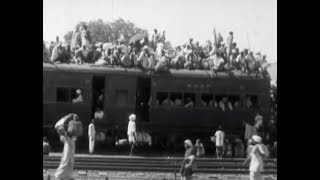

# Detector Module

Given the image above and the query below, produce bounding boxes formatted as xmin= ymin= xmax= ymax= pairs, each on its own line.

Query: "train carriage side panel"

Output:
xmin=43 ymin=70 xmax=92 ymax=128
xmin=100 ymin=74 xmax=137 ymax=132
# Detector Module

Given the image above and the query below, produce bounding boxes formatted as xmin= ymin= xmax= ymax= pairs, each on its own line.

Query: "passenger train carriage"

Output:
xmin=43 ymin=63 xmax=271 ymax=150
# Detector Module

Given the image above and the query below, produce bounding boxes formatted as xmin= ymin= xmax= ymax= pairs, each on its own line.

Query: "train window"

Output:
xmin=200 ymin=94 xmax=213 ymax=107
xmin=115 ymin=90 xmax=128 ymax=107
xmin=215 ymin=95 xmax=233 ymax=111
xmin=156 ymin=92 xmax=169 ymax=106
xmin=245 ymin=95 xmax=258 ymax=108
xmin=184 ymin=93 xmax=195 ymax=108
xmin=228 ymin=95 xmax=240 ymax=109
xmin=170 ymin=92 xmax=183 ymax=107
xmin=56 ymin=88 xmax=70 ymax=102
xmin=71 ymin=88 xmax=83 ymax=104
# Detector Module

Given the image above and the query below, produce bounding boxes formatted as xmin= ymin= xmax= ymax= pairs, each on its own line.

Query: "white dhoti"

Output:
xmin=89 ymin=137 xmax=95 ymax=153
xmin=128 ymin=133 xmax=136 ymax=144
xmin=250 ymin=171 xmax=264 ymax=180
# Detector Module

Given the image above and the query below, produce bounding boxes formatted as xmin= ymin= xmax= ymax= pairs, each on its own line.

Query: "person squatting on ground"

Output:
xmin=127 ymin=114 xmax=137 ymax=156
xmin=88 ymin=119 xmax=95 ymax=154
xmin=243 ymin=135 xmax=269 ymax=180
xmin=180 ymin=140 xmax=196 ymax=180
xmin=214 ymin=126 xmax=225 ymax=159
xmin=43 ymin=137 xmax=51 ymax=155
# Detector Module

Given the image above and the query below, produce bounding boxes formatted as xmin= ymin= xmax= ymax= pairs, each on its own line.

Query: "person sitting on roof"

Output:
xmin=137 ymin=46 xmax=150 ymax=70
xmin=71 ymin=24 xmax=82 ymax=53
xmin=210 ymin=51 xmax=225 ymax=76
xmin=245 ymin=51 xmax=256 ymax=74
xmin=43 ymin=42 xmax=51 ymax=63
xmin=185 ymin=97 xmax=194 ymax=108
xmin=75 ymin=45 xmax=94 ymax=64
xmin=155 ymin=50 xmax=168 ymax=72
xmin=236 ymin=51 xmax=246 ymax=72
xmin=92 ymin=43 xmax=103 ymax=63
xmin=73 ymin=89 xmax=83 ymax=104
xmin=171 ymin=46 xmax=186 ymax=69
xmin=152 ymin=29 xmax=161 ymax=49
xmin=80 ymin=24 xmax=91 ymax=49
xmin=159 ymin=29 xmax=166 ymax=43
xmin=50 ymin=42 xmax=62 ymax=63
xmin=184 ymin=44 xmax=194 ymax=70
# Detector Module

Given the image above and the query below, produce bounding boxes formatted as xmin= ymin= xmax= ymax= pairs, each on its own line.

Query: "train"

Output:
xmin=43 ymin=63 xmax=271 ymax=151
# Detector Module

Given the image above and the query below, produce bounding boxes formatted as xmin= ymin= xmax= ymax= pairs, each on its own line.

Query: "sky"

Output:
xmin=43 ymin=0 xmax=277 ymax=63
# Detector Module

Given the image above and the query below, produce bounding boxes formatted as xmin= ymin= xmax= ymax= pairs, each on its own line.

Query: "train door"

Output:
xmin=135 ymin=77 xmax=151 ymax=122
xmin=91 ymin=76 xmax=106 ymax=119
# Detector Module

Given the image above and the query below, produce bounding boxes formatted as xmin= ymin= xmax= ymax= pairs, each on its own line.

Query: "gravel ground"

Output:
xmin=43 ymin=169 xmax=277 ymax=180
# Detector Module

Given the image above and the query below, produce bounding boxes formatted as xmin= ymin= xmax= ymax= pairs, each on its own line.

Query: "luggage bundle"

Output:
xmin=54 ymin=113 xmax=83 ymax=137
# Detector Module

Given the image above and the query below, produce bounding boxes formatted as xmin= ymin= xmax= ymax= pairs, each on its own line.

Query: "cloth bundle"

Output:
xmin=135 ymin=132 xmax=152 ymax=145
xmin=55 ymin=113 xmax=83 ymax=137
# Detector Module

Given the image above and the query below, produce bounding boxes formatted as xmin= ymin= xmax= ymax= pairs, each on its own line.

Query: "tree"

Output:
xmin=64 ymin=18 xmax=148 ymax=45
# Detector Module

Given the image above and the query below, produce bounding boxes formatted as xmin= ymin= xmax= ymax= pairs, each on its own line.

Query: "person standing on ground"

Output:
xmin=214 ymin=125 xmax=225 ymax=159
xmin=127 ymin=114 xmax=137 ymax=156
xmin=243 ymin=135 xmax=269 ymax=180
xmin=180 ymin=139 xmax=196 ymax=180
xmin=88 ymin=119 xmax=95 ymax=154
xmin=195 ymin=139 xmax=205 ymax=158
xmin=54 ymin=130 xmax=76 ymax=180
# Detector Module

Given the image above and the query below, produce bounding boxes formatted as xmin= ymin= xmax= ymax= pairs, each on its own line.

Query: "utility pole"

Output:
xmin=112 ymin=0 xmax=114 ymax=21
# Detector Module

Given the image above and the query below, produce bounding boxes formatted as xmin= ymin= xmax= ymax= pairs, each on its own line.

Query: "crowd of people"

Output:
xmin=43 ymin=23 xmax=271 ymax=77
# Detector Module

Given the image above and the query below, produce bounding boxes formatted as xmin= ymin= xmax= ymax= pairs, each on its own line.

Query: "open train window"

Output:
xmin=245 ymin=95 xmax=258 ymax=108
xmin=228 ymin=95 xmax=241 ymax=109
xmin=200 ymin=94 xmax=213 ymax=107
xmin=170 ymin=92 xmax=183 ymax=107
xmin=156 ymin=92 xmax=169 ymax=106
xmin=115 ymin=90 xmax=128 ymax=107
xmin=71 ymin=88 xmax=83 ymax=104
xmin=56 ymin=88 xmax=70 ymax=102
xmin=184 ymin=93 xmax=195 ymax=108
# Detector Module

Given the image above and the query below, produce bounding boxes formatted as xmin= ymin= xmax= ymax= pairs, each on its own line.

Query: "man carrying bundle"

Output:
xmin=54 ymin=113 xmax=83 ymax=180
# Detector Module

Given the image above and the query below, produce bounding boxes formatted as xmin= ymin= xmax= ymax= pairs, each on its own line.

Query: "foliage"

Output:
xmin=64 ymin=18 xmax=149 ymax=44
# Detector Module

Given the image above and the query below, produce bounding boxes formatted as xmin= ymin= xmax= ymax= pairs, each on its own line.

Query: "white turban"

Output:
xmin=184 ymin=139 xmax=193 ymax=147
xmin=129 ymin=114 xmax=136 ymax=121
xmin=252 ymin=135 xmax=262 ymax=143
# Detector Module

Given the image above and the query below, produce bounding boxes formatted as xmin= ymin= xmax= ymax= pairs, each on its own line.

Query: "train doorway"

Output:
xmin=91 ymin=76 xmax=105 ymax=119
xmin=135 ymin=77 xmax=151 ymax=122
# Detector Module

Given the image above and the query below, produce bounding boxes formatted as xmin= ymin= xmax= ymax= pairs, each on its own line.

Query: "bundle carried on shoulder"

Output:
xmin=54 ymin=113 xmax=83 ymax=137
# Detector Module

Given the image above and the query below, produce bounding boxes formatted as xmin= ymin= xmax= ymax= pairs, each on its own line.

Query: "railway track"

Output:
xmin=43 ymin=155 xmax=277 ymax=174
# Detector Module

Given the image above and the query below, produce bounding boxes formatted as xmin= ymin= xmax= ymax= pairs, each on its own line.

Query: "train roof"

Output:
xmin=43 ymin=63 xmax=266 ymax=80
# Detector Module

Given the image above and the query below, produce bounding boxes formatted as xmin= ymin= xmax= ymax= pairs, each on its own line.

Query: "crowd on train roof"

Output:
xmin=43 ymin=23 xmax=271 ymax=77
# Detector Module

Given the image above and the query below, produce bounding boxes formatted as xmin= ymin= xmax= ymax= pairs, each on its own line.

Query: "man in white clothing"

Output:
xmin=73 ymin=89 xmax=83 ymax=104
xmin=127 ymin=114 xmax=137 ymax=156
xmin=88 ymin=119 xmax=95 ymax=154
xmin=243 ymin=135 xmax=269 ymax=180
xmin=214 ymin=126 xmax=225 ymax=159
